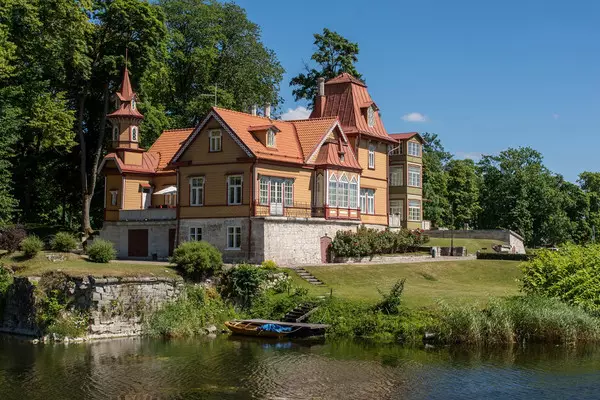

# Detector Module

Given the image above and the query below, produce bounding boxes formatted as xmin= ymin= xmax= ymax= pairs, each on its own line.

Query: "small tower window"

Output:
xmin=367 ymin=106 xmax=375 ymax=127
xmin=131 ymin=97 xmax=136 ymax=110
xmin=267 ymin=129 xmax=276 ymax=148
xmin=131 ymin=127 xmax=138 ymax=142
xmin=112 ymin=125 xmax=119 ymax=141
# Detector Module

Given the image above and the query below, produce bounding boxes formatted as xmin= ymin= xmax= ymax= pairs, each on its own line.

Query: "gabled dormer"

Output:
xmin=248 ymin=124 xmax=280 ymax=149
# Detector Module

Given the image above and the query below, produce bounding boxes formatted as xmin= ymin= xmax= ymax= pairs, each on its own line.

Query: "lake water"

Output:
xmin=1 ymin=335 xmax=599 ymax=399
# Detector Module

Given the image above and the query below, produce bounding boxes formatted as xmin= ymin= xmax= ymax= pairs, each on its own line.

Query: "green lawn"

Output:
xmin=1 ymin=252 xmax=180 ymax=278
xmin=297 ymin=259 xmax=522 ymax=307
xmin=426 ymin=238 xmax=504 ymax=254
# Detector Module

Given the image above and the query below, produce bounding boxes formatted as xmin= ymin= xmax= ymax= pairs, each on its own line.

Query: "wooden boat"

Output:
xmin=225 ymin=319 xmax=328 ymax=339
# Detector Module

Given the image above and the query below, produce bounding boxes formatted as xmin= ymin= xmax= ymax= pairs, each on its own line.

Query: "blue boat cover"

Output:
xmin=259 ymin=323 xmax=292 ymax=333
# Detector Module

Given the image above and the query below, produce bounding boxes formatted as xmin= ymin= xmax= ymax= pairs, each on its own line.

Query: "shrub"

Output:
xmin=219 ymin=263 xmax=267 ymax=309
xmin=0 ymin=266 xmax=13 ymax=316
xmin=147 ymin=285 xmax=236 ymax=338
xmin=261 ymin=260 xmax=279 ymax=270
xmin=520 ymin=244 xmax=600 ymax=315
xmin=51 ymin=232 xmax=78 ymax=252
xmin=375 ymin=278 xmax=406 ymax=315
xmin=0 ymin=225 xmax=26 ymax=253
xmin=171 ymin=241 xmax=223 ymax=280
xmin=20 ymin=235 xmax=44 ymax=258
xmin=477 ymin=252 xmax=531 ymax=261
xmin=331 ymin=226 xmax=428 ymax=258
xmin=87 ymin=239 xmax=116 ymax=263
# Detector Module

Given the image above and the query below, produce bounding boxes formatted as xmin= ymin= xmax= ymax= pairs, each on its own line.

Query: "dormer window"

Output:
xmin=112 ymin=125 xmax=119 ymax=141
xmin=131 ymin=126 xmax=138 ymax=142
xmin=131 ymin=97 xmax=136 ymax=110
xmin=209 ymin=129 xmax=222 ymax=152
xmin=367 ymin=106 xmax=375 ymax=127
xmin=339 ymin=153 xmax=345 ymax=162
xmin=267 ymin=129 xmax=276 ymax=148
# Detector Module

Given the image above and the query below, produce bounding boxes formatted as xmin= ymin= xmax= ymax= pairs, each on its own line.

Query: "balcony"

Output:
xmin=119 ymin=207 xmax=176 ymax=221
xmin=254 ymin=201 xmax=360 ymax=220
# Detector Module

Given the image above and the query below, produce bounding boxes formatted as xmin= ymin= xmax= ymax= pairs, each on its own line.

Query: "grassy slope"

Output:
xmin=427 ymin=238 xmax=503 ymax=254
xmin=1 ymin=252 xmax=179 ymax=278
xmin=300 ymin=260 xmax=522 ymax=307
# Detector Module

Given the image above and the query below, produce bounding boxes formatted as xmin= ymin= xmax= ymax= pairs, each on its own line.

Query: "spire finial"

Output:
xmin=125 ymin=48 xmax=128 ymax=69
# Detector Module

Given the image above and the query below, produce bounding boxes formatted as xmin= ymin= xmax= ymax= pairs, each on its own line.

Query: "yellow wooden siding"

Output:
xmin=178 ymin=163 xmax=252 ymax=218
xmin=105 ymin=210 xmax=119 ymax=221
xmin=152 ymin=174 xmax=177 ymax=206
xmin=123 ymin=177 xmax=150 ymax=209
xmin=105 ymin=174 xmax=122 ymax=211
xmin=123 ymin=151 xmax=143 ymax=165
xmin=406 ymin=155 xmax=422 ymax=164
xmin=360 ymin=175 xmax=388 ymax=225
xmin=255 ymin=164 xmax=313 ymax=206
xmin=179 ymin=118 xmax=247 ymax=163
xmin=356 ymin=139 xmax=388 ymax=180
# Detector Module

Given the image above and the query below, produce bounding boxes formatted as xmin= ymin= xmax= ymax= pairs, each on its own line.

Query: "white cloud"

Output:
xmin=401 ymin=112 xmax=428 ymax=122
xmin=552 ymin=113 xmax=560 ymax=120
xmin=454 ymin=151 xmax=484 ymax=161
xmin=281 ymin=106 xmax=311 ymax=120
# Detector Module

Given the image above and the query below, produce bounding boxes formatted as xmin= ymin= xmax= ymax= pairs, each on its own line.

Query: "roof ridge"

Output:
xmin=162 ymin=127 xmax=195 ymax=133
xmin=213 ymin=106 xmax=289 ymax=123
xmin=288 ymin=116 xmax=338 ymax=122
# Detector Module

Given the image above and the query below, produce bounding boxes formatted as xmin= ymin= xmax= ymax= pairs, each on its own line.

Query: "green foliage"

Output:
xmin=0 ymin=225 xmax=26 ymax=253
xmin=260 ymin=260 xmax=279 ymax=271
xmin=171 ymin=241 xmax=223 ymax=280
xmin=219 ymin=263 xmax=267 ymax=309
xmin=375 ymin=278 xmax=406 ymax=315
xmin=51 ymin=232 xmax=78 ymax=252
xmin=331 ymin=226 xmax=428 ymax=258
xmin=0 ymin=266 xmax=13 ymax=316
xmin=520 ymin=244 xmax=600 ymax=315
xmin=422 ymin=132 xmax=452 ymax=227
xmin=86 ymin=239 xmax=116 ymax=263
xmin=446 ymin=158 xmax=482 ymax=229
xmin=20 ymin=235 xmax=44 ymax=258
xmin=34 ymin=271 xmax=76 ymax=333
xmin=290 ymin=28 xmax=361 ymax=104
xmin=46 ymin=311 xmax=89 ymax=338
xmin=476 ymin=252 xmax=531 ymax=261
xmin=248 ymin=290 xmax=312 ymax=321
xmin=147 ymin=285 xmax=236 ymax=338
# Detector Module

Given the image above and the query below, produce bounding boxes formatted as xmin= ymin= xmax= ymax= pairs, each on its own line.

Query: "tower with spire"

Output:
xmin=107 ymin=63 xmax=144 ymax=165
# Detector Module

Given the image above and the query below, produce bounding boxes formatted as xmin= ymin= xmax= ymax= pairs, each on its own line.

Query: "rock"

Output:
xmin=32 ymin=339 xmax=39 ymax=345
xmin=423 ymin=332 xmax=437 ymax=341
xmin=206 ymin=325 xmax=217 ymax=334
xmin=207 ymin=333 xmax=217 ymax=339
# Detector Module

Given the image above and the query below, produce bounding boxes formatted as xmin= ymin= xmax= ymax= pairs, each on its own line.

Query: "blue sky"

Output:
xmin=234 ymin=0 xmax=600 ymax=182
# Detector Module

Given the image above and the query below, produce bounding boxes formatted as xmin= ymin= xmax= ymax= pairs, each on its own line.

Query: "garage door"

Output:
xmin=128 ymin=229 xmax=148 ymax=257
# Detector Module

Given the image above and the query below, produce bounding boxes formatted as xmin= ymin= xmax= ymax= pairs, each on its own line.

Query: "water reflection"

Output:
xmin=0 ymin=335 xmax=599 ymax=399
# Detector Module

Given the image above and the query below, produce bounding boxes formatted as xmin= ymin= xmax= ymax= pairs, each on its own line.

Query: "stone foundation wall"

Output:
xmin=425 ymin=229 xmax=526 ymax=254
xmin=100 ymin=221 xmax=176 ymax=260
xmin=0 ymin=276 xmax=184 ymax=338
xmin=179 ymin=218 xmax=251 ymax=263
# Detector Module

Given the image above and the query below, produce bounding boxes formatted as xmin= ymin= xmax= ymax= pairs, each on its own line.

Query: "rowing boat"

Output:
xmin=224 ymin=319 xmax=328 ymax=338
xmin=224 ymin=320 xmax=296 ymax=338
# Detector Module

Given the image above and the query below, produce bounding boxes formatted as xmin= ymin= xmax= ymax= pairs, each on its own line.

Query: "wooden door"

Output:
xmin=168 ymin=228 xmax=176 ymax=256
xmin=320 ymin=236 xmax=332 ymax=264
xmin=270 ymin=180 xmax=283 ymax=216
xmin=128 ymin=229 xmax=148 ymax=257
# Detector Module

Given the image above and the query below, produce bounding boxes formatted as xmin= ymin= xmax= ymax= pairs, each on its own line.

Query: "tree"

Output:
xmin=421 ymin=133 xmax=451 ymax=227
xmin=290 ymin=28 xmax=361 ymax=105
xmin=446 ymin=159 xmax=481 ymax=229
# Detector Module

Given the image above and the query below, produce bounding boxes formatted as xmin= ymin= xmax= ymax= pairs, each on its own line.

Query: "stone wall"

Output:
xmin=0 ymin=276 xmax=184 ymax=338
xmin=100 ymin=220 xmax=176 ymax=260
xmin=179 ymin=217 xmax=251 ymax=263
xmin=425 ymin=229 xmax=526 ymax=254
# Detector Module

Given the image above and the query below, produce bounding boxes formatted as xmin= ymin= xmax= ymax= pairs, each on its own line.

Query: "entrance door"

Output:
xmin=320 ymin=236 xmax=332 ymax=263
xmin=168 ymin=228 xmax=176 ymax=256
xmin=389 ymin=200 xmax=403 ymax=227
xmin=270 ymin=180 xmax=283 ymax=216
xmin=141 ymin=188 xmax=152 ymax=209
xmin=128 ymin=229 xmax=148 ymax=257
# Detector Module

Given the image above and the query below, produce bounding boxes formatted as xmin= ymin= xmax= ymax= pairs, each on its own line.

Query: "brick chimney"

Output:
xmin=251 ymin=104 xmax=257 ymax=116
xmin=264 ymin=103 xmax=271 ymax=118
xmin=313 ymin=77 xmax=326 ymax=118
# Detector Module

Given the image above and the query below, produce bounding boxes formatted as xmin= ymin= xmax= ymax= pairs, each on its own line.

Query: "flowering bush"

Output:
xmin=331 ymin=226 xmax=430 ymax=258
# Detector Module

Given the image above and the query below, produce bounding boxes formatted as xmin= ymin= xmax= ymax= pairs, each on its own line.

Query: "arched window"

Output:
xmin=338 ymin=174 xmax=349 ymax=208
xmin=131 ymin=97 xmax=136 ymax=110
xmin=349 ymin=177 xmax=358 ymax=208
xmin=328 ymin=174 xmax=337 ymax=207
xmin=112 ymin=125 xmax=119 ymax=141
xmin=267 ymin=129 xmax=276 ymax=147
xmin=367 ymin=106 xmax=375 ymax=127
xmin=131 ymin=127 xmax=138 ymax=142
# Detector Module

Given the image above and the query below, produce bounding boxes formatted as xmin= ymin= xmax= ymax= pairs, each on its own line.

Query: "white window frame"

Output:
xmin=360 ymin=189 xmax=374 ymax=214
xmin=408 ymin=165 xmax=422 ymax=188
xmin=408 ymin=141 xmax=421 ymax=157
xmin=131 ymin=97 xmax=136 ymax=110
xmin=112 ymin=125 xmax=119 ymax=141
xmin=131 ymin=126 xmax=138 ymax=142
xmin=349 ymin=177 xmax=358 ymax=209
xmin=338 ymin=174 xmax=349 ymax=208
xmin=368 ymin=144 xmax=375 ymax=169
xmin=189 ymin=227 xmax=202 ymax=241
xmin=190 ymin=177 xmax=204 ymax=206
xmin=408 ymin=200 xmax=421 ymax=221
xmin=390 ymin=166 xmax=404 ymax=187
xmin=284 ymin=179 xmax=293 ymax=207
xmin=267 ymin=129 xmax=276 ymax=147
xmin=367 ymin=106 xmax=375 ymax=127
xmin=259 ymin=178 xmax=269 ymax=205
xmin=209 ymin=129 xmax=222 ymax=152
xmin=226 ymin=226 xmax=242 ymax=250
xmin=360 ymin=189 xmax=367 ymax=214
xmin=227 ymin=175 xmax=243 ymax=205
xmin=328 ymin=174 xmax=337 ymax=207
xmin=110 ymin=190 xmax=118 ymax=206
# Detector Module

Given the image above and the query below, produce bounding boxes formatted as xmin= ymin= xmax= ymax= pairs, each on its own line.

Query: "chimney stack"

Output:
xmin=251 ymin=104 xmax=257 ymax=116
xmin=264 ymin=103 xmax=271 ymax=118
xmin=318 ymin=77 xmax=325 ymax=96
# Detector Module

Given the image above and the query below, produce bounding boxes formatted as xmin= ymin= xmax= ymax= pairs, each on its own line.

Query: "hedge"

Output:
xmin=476 ymin=252 xmax=532 ymax=261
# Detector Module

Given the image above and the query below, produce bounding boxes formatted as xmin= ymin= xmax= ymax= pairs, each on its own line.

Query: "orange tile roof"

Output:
xmin=290 ymin=117 xmax=338 ymax=162
xmin=149 ymin=128 xmax=194 ymax=171
xmin=310 ymin=73 xmax=395 ymax=143
xmin=390 ymin=132 xmax=425 ymax=143
xmin=314 ymin=141 xmax=361 ymax=170
xmin=102 ymin=152 xmax=159 ymax=174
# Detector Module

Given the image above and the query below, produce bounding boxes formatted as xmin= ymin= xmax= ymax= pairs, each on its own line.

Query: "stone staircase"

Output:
xmin=283 ymin=303 xmax=319 ymax=323
xmin=294 ymin=267 xmax=325 ymax=286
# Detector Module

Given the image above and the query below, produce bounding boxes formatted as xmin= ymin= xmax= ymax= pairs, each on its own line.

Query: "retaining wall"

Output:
xmin=425 ymin=229 xmax=526 ymax=254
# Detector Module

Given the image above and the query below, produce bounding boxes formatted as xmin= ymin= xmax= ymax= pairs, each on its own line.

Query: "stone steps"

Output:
xmin=293 ymin=267 xmax=325 ymax=286
xmin=283 ymin=303 xmax=320 ymax=323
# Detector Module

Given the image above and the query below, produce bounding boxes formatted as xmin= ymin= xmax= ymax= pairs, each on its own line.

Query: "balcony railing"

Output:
xmin=119 ymin=208 xmax=176 ymax=221
xmin=254 ymin=201 xmax=360 ymax=220
xmin=389 ymin=214 xmax=403 ymax=228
